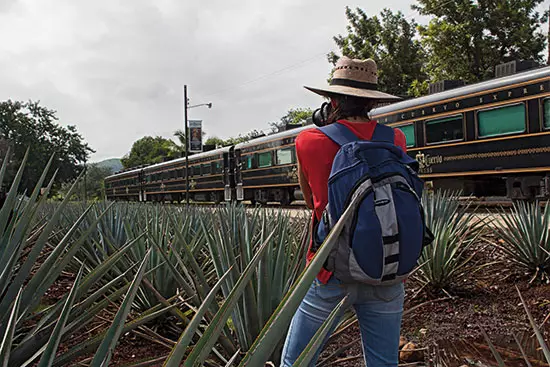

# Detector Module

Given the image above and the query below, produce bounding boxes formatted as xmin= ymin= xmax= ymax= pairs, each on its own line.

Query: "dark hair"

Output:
xmin=327 ymin=95 xmax=377 ymax=124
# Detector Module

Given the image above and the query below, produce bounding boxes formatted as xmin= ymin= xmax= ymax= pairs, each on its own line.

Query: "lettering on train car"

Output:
xmin=415 ymin=152 xmax=443 ymax=174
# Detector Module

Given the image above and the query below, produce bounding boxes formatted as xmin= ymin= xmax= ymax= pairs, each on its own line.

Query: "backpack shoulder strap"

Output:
xmin=318 ymin=123 xmax=359 ymax=147
xmin=372 ymin=123 xmax=394 ymax=143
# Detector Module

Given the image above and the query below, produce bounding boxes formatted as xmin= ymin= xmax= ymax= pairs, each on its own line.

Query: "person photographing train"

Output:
xmin=280 ymin=56 xmax=429 ymax=366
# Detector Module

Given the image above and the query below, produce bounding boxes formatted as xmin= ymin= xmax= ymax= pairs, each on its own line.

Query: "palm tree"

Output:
xmin=173 ymin=129 xmax=186 ymax=157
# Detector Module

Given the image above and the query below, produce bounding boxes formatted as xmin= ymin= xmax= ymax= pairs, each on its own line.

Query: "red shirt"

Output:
xmin=295 ymin=120 xmax=407 ymax=283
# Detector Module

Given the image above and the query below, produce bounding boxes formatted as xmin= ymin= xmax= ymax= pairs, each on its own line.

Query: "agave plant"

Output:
xmin=0 ymin=150 xmax=179 ymax=367
xmin=416 ymin=191 xmax=487 ymax=293
xmin=489 ymin=200 xmax=550 ymax=283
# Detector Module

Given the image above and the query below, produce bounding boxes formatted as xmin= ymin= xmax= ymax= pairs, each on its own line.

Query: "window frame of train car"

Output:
xmin=276 ymin=147 xmax=294 ymax=165
xmin=395 ymin=123 xmax=416 ymax=148
xmin=201 ymin=162 xmax=212 ymax=176
xmin=257 ymin=151 xmax=273 ymax=168
xmin=424 ymin=113 xmax=465 ymax=145
xmin=541 ymin=97 xmax=550 ymax=130
xmin=475 ymin=102 xmax=527 ymax=139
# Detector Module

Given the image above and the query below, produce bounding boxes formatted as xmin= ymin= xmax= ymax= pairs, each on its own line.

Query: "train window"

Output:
xmin=192 ymin=165 xmax=201 ymax=176
xmin=543 ymin=98 xmax=550 ymax=129
xmin=213 ymin=161 xmax=222 ymax=174
xmin=245 ymin=155 xmax=254 ymax=169
xmin=276 ymin=148 xmax=294 ymax=165
xmin=397 ymin=124 xmax=415 ymax=147
xmin=477 ymin=103 xmax=526 ymax=138
xmin=202 ymin=163 xmax=212 ymax=175
xmin=257 ymin=151 xmax=273 ymax=168
xmin=425 ymin=115 xmax=464 ymax=144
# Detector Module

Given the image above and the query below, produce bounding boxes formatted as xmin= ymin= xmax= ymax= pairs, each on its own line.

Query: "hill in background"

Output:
xmin=94 ymin=158 xmax=123 ymax=174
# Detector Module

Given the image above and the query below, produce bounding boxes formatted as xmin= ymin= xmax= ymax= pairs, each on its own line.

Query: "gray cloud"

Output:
xmin=0 ymin=0 xmax=416 ymax=161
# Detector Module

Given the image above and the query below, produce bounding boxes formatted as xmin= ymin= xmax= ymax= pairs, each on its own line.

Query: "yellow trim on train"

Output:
xmin=421 ymin=166 xmax=550 ymax=178
xmin=385 ymin=92 xmax=550 ymax=127
xmin=406 ymin=130 xmax=550 ymax=152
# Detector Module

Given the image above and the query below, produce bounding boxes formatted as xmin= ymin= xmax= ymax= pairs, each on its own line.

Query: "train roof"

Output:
xmin=235 ymin=126 xmax=312 ymax=149
xmin=105 ymin=145 xmax=231 ymax=180
xmin=370 ymin=65 xmax=550 ymax=118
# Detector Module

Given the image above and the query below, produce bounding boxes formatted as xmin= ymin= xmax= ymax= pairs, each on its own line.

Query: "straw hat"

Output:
xmin=305 ymin=56 xmax=401 ymax=102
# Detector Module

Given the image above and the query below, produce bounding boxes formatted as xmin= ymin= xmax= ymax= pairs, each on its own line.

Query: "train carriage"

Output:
xmin=372 ymin=64 xmax=550 ymax=199
xmin=104 ymin=168 xmax=142 ymax=201
xmin=140 ymin=147 xmax=229 ymax=203
xmin=105 ymin=147 xmax=229 ymax=203
xmin=233 ymin=127 xmax=308 ymax=205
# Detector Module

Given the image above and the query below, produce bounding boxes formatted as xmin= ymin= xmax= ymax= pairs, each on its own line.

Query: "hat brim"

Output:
xmin=304 ymin=85 xmax=401 ymax=102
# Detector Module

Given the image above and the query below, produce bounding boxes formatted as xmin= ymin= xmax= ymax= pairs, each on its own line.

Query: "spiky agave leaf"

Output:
xmin=238 ymin=204 xmax=354 ymax=366
xmin=490 ymin=201 xmax=550 ymax=282
xmin=293 ymin=295 xmax=349 ymax=366
xmin=417 ymin=191 xmax=487 ymax=291
xmin=89 ymin=249 xmax=152 ymax=367
xmin=37 ymin=265 xmax=85 ymax=367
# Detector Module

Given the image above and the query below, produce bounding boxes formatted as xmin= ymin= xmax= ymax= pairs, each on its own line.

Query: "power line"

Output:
xmin=203 ymin=52 xmax=327 ymax=97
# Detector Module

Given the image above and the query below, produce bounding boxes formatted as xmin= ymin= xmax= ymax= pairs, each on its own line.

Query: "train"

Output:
xmin=105 ymin=61 xmax=550 ymax=203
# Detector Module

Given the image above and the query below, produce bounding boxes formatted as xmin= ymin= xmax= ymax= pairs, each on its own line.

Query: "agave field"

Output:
xmin=1 ymin=151 xmax=550 ymax=367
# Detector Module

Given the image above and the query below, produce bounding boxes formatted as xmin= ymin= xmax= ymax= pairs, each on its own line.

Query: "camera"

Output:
xmin=312 ymin=102 xmax=331 ymax=127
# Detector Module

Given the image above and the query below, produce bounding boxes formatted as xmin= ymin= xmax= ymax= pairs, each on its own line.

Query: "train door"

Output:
xmin=138 ymin=170 xmax=144 ymax=202
xmin=223 ymin=149 xmax=233 ymax=201
xmin=234 ymin=149 xmax=244 ymax=201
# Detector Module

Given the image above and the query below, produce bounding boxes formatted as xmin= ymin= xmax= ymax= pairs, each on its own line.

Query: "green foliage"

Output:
xmin=58 ymin=163 xmax=112 ymax=201
xmin=204 ymin=136 xmax=227 ymax=148
xmin=415 ymin=0 xmax=548 ymax=83
xmin=417 ymin=191 xmax=487 ymax=292
xmin=489 ymin=201 xmax=550 ymax=282
xmin=0 ymin=150 xmax=158 ymax=367
xmin=121 ymin=136 xmax=180 ymax=169
xmin=269 ymin=108 xmax=313 ymax=133
xmin=0 ymin=100 xmax=93 ymax=193
xmin=330 ymin=8 xmax=427 ymax=97
xmin=37 ymin=201 xmax=308 ymax=365
xmin=95 ymin=158 xmax=122 ymax=173
xmin=204 ymin=129 xmax=266 ymax=148
xmin=238 ymin=204 xmax=355 ymax=366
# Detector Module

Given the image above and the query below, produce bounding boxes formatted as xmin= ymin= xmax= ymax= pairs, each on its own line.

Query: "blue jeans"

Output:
xmin=280 ymin=276 xmax=404 ymax=367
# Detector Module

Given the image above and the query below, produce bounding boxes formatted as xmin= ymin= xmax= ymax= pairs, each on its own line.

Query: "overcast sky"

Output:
xmin=0 ymin=0 xmax=547 ymax=161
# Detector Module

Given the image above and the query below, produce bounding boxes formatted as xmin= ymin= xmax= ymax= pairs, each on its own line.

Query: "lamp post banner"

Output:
xmin=188 ymin=120 xmax=203 ymax=153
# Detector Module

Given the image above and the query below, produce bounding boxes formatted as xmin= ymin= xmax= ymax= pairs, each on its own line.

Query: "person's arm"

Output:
xmin=297 ymin=158 xmax=314 ymax=209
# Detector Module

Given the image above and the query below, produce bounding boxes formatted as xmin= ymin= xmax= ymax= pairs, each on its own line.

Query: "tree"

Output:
xmin=414 ymin=0 xmax=548 ymax=83
xmin=58 ymin=163 xmax=112 ymax=201
xmin=121 ymin=136 xmax=179 ymax=169
xmin=329 ymin=8 xmax=427 ymax=97
xmin=0 ymin=100 xmax=93 ymax=193
xmin=269 ymin=108 xmax=312 ymax=133
xmin=204 ymin=136 xmax=226 ymax=148
xmin=173 ymin=129 xmax=187 ymax=157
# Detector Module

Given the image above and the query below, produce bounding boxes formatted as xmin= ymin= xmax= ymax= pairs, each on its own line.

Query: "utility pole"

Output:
xmin=184 ymin=85 xmax=190 ymax=205
xmin=547 ymin=5 xmax=550 ymax=65
xmin=182 ymin=86 xmax=212 ymax=206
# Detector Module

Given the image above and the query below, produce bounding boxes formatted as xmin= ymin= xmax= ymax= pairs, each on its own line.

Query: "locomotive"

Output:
xmin=105 ymin=61 xmax=550 ymax=203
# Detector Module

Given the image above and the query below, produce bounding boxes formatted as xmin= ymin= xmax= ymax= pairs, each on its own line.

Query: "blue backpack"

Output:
xmin=315 ymin=122 xmax=430 ymax=285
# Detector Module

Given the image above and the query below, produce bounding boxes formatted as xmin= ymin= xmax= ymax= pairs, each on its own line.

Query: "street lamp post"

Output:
xmin=183 ymin=85 xmax=212 ymax=205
